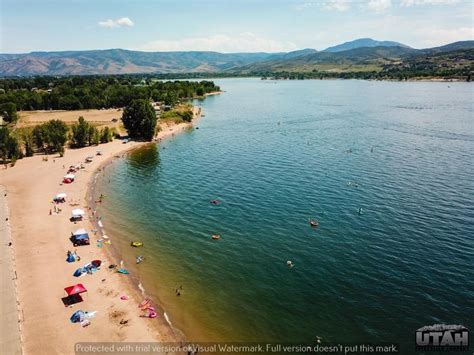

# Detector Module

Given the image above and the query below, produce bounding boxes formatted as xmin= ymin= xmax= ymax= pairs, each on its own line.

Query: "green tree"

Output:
xmin=92 ymin=127 xmax=100 ymax=145
xmin=33 ymin=120 xmax=68 ymax=154
xmin=71 ymin=116 xmax=90 ymax=147
xmin=163 ymin=91 xmax=178 ymax=106
xmin=0 ymin=102 xmax=18 ymax=123
xmin=46 ymin=120 xmax=68 ymax=154
xmin=180 ymin=109 xmax=193 ymax=122
xmin=0 ymin=126 xmax=20 ymax=164
xmin=87 ymin=126 xmax=97 ymax=146
xmin=100 ymin=126 xmax=113 ymax=143
xmin=32 ymin=124 xmax=49 ymax=151
xmin=196 ymin=86 xmax=205 ymax=96
xmin=58 ymin=95 xmax=82 ymax=110
xmin=122 ymin=99 xmax=157 ymax=141
xmin=0 ymin=127 xmax=9 ymax=163
xmin=22 ymin=130 xmax=35 ymax=157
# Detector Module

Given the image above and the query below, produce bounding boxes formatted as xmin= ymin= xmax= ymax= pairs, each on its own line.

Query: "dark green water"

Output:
xmin=96 ymin=79 xmax=473 ymax=352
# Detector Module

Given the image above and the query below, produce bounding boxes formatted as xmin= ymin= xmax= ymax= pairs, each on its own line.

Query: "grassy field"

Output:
xmin=18 ymin=108 xmax=123 ymax=128
xmin=159 ymin=104 xmax=194 ymax=124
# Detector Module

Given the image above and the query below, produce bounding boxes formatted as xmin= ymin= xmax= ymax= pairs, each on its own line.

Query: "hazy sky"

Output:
xmin=1 ymin=0 xmax=472 ymax=53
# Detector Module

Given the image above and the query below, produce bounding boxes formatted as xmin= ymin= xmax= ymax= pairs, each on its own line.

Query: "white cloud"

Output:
xmin=415 ymin=26 xmax=474 ymax=47
xmin=400 ymin=0 xmax=459 ymax=6
xmin=324 ymin=0 xmax=351 ymax=11
xmin=98 ymin=17 xmax=134 ymax=29
xmin=295 ymin=2 xmax=314 ymax=11
xmin=295 ymin=0 xmax=350 ymax=12
xmin=367 ymin=0 xmax=392 ymax=13
xmin=137 ymin=33 xmax=297 ymax=53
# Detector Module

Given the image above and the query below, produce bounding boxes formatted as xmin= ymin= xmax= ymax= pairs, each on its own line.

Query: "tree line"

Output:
xmin=0 ymin=118 xmax=114 ymax=165
xmin=0 ymin=76 xmax=217 ymax=165
xmin=0 ymin=97 xmax=180 ymax=165
xmin=0 ymin=76 xmax=219 ymax=114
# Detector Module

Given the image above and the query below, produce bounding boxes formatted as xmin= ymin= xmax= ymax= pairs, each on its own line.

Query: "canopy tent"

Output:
xmin=73 ymin=228 xmax=87 ymax=236
xmin=66 ymin=252 xmax=78 ymax=263
xmin=64 ymin=283 xmax=87 ymax=296
xmin=71 ymin=209 xmax=85 ymax=218
xmin=70 ymin=310 xmax=85 ymax=323
xmin=63 ymin=174 xmax=75 ymax=184
xmin=70 ymin=229 xmax=90 ymax=246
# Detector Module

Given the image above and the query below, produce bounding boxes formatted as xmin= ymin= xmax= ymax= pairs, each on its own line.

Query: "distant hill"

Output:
xmin=237 ymin=46 xmax=418 ymax=73
xmin=0 ymin=49 xmax=283 ymax=76
xmin=323 ymin=38 xmax=410 ymax=52
xmin=0 ymin=39 xmax=473 ymax=77
xmin=420 ymin=40 xmax=474 ymax=54
xmin=233 ymin=41 xmax=474 ymax=77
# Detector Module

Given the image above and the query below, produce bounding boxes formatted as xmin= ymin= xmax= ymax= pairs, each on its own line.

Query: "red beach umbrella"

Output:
xmin=64 ymin=283 xmax=87 ymax=296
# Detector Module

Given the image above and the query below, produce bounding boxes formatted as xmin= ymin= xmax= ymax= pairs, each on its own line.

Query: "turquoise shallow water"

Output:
xmin=96 ymin=79 xmax=474 ymax=352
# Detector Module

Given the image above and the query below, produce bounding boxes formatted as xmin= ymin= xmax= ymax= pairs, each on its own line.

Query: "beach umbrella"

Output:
xmin=73 ymin=268 xmax=83 ymax=277
xmin=64 ymin=283 xmax=87 ymax=296
xmin=91 ymin=260 xmax=102 ymax=268
xmin=64 ymin=174 xmax=75 ymax=180
xmin=55 ymin=193 xmax=67 ymax=199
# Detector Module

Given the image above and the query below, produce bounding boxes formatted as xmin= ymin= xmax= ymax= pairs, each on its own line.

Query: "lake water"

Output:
xmin=96 ymin=79 xmax=474 ymax=352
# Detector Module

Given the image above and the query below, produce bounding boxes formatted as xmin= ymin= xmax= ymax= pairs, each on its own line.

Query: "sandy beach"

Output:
xmin=0 ymin=109 xmax=201 ymax=355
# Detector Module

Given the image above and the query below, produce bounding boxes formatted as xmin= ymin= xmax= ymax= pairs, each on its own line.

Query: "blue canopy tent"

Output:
xmin=70 ymin=310 xmax=85 ymax=323
xmin=70 ymin=229 xmax=90 ymax=246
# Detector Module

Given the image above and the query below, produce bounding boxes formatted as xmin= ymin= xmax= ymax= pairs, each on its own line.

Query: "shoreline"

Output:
xmin=0 ymin=108 xmax=202 ymax=354
xmin=84 ymin=110 xmax=203 ymax=343
xmin=262 ymin=77 xmax=470 ymax=82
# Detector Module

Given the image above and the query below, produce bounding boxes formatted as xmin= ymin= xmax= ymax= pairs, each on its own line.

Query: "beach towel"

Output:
xmin=84 ymin=311 xmax=97 ymax=319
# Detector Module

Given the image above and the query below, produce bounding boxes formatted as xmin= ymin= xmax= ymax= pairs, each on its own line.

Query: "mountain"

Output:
xmin=420 ymin=40 xmax=474 ymax=54
xmin=324 ymin=38 xmax=410 ymax=52
xmin=0 ymin=49 xmax=284 ymax=76
xmin=233 ymin=41 xmax=474 ymax=75
xmin=235 ymin=45 xmax=418 ymax=73
xmin=0 ymin=40 xmax=472 ymax=76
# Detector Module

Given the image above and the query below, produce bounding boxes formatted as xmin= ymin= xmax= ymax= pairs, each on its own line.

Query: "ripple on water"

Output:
xmin=97 ymin=79 xmax=474 ymax=350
